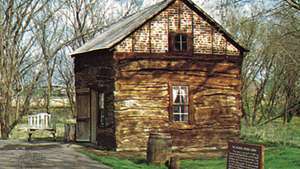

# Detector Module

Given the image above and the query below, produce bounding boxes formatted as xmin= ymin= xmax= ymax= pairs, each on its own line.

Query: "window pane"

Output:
xmin=175 ymin=42 xmax=181 ymax=51
xmin=173 ymin=105 xmax=180 ymax=113
xmin=179 ymin=95 xmax=185 ymax=104
xmin=181 ymin=35 xmax=187 ymax=42
xmin=173 ymin=114 xmax=180 ymax=121
xmin=99 ymin=110 xmax=105 ymax=126
xmin=182 ymin=43 xmax=187 ymax=51
xmin=182 ymin=87 xmax=188 ymax=103
xmin=98 ymin=93 xmax=104 ymax=109
xmin=175 ymin=35 xmax=181 ymax=41
xmin=174 ymin=94 xmax=180 ymax=103
xmin=184 ymin=106 xmax=188 ymax=113
xmin=182 ymin=115 xmax=188 ymax=122
xmin=173 ymin=87 xmax=180 ymax=103
xmin=180 ymin=105 xmax=185 ymax=113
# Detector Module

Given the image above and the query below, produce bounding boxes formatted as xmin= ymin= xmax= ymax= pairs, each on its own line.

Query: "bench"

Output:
xmin=27 ymin=113 xmax=56 ymax=142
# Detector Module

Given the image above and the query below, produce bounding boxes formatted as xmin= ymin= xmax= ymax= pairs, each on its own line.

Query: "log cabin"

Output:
xmin=71 ymin=0 xmax=248 ymax=156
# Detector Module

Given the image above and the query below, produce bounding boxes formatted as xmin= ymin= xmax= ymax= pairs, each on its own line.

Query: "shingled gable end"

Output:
xmin=73 ymin=0 xmax=248 ymax=157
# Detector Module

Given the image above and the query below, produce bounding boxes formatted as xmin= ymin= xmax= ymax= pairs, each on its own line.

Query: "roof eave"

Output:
xmin=70 ymin=48 xmax=111 ymax=57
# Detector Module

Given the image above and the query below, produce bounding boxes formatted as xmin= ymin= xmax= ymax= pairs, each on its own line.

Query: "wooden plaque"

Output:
xmin=227 ymin=142 xmax=264 ymax=169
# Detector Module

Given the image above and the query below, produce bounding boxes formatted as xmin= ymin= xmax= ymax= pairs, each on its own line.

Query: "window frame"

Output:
xmin=169 ymin=84 xmax=191 ymax=123
xmin=174 ymin=34 xmax=188 ymax=52
xmin=168 ymin=32 xmax=193 ymax=54
xmin=97 ymin=92 xmax=106 ymax=128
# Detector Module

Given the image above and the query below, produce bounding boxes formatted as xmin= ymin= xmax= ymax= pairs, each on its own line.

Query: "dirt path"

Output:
xmin=0 ymin=141 xmax=111 ymax=169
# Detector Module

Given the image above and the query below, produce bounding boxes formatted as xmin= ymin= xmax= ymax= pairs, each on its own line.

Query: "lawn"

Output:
xmin=79 ymin=117 xmax=300 ymax=169
xmin=80 ymin=147 xmax=300 ymax=169
xmin=79 ymin=150 xmax=166 ymax=169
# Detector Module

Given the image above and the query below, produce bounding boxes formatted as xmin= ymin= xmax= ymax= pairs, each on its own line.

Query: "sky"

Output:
xmin=140 ymin=0 xmax=235 ymax=23
xmin=139 ymin=0 xmax=281 ymax=24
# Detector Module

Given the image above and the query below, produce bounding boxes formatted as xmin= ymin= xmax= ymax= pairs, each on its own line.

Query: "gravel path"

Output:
xmin=0 ymin=141 xmax=111 ymax=169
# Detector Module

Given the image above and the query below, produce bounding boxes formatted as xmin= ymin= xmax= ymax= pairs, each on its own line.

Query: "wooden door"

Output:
xmin=76 ymin=88 xmax=91 ymax=142
xmin=90 ymin=89 xmax=98 ymax=144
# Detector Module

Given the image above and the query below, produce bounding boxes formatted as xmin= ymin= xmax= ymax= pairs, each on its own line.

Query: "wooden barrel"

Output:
xmin=168 ymin=156 xmax=180 ymax=169
xmin=147 ymin=132 xmax=172 ymax=165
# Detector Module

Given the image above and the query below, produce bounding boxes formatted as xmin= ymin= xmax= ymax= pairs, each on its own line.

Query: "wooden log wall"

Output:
xmin=114 ymin=55 xmax=242 ymax=153
xmin=75 ymin=51 xmax=116 ymax=149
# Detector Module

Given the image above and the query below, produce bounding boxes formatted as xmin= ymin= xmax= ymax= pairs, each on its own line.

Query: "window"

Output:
xmin=175 ymin=34 xmax=188 ymax=51
xmin=169 ymin=32 xmax=193 ymax=53
xmin=98 ymin=92 xmax=105 ymax=127
xmin=171 ymin=86 xmax=189 ymax=122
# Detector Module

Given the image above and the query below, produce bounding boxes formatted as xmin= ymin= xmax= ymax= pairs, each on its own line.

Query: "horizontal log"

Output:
xmin=119 ymin=60 xmax=240 ymax=74
xmin=192 ymin=88 xmax=240 ymax=97
xmin=114 ymin=53 xmax=242 ymax=64
xmin=114 ymin=90 xmax=169 ymax=98
xmin=115 ymin=109 xmax=168 ymax=116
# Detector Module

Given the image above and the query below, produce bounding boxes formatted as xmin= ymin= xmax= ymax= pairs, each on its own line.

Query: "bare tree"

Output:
xmin=209 ymin=0 xmax=300 ymax=126
xmin=283 ymin=0 xmax=300 ymax=10
xmin=0 ymin=0 xmax=49 ymax=139
xmin=55 ymin=0 xmax=142 ymax=117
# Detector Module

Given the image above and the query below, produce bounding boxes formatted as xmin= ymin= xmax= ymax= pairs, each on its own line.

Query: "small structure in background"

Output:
xmin=27 ymin=113 xmax=56 ymax=142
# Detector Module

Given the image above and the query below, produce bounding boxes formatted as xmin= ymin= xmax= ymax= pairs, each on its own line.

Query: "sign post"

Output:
xmin=227 ymin=142 xmax=264 ymax=169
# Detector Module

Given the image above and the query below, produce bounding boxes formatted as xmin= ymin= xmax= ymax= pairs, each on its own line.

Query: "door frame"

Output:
xmin=90 ymin=89 xmax=98 ymax=144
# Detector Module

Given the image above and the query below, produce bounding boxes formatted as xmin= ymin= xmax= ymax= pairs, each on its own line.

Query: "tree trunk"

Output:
xmin=0 ymin=122 xmax=10 ymax=139
xmin=0 ymin=122 xmax=2 ymax=138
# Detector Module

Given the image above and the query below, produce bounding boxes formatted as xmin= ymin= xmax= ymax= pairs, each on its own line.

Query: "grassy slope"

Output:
xmin=80 ymin=117 xmax=300 ymax=169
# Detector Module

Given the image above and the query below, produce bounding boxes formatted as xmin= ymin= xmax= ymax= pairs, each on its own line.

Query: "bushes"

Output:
xmin=241 ymin=117 xmax=300 ymax=147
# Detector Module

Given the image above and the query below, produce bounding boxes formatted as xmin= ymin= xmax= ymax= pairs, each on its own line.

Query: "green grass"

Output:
xmin=79 ymin=117 xmax=300 ymax=169
xmin=80 ymin=147 xmax=300 ymax=169
xmin=79 ymin=150 xmax=167 ymax=169
xmin=265 ymin=147 xmax=300 ymax=169
xmin=181 ymin=157 xmax=225 ymax=169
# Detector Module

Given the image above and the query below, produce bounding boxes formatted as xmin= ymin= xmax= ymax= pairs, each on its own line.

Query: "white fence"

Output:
xmin=28 ymin=113 xmax=52 ymax=129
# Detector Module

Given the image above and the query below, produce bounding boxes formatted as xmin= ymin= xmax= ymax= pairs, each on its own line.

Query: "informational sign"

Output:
xmin=227 ymin=142 xmax=264 ymax=169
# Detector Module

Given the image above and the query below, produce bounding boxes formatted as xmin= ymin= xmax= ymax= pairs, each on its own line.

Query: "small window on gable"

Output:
xmin=175 ymin=34 xmax=188 ymax=51
xmin=169 ymin=33 xmax=193 ymax=53
xmin=171 ymin=86 xmax=189 ymax=122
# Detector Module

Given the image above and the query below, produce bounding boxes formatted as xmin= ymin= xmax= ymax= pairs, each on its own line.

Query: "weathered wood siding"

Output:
xmin=115 ymin=0 xmax=240 ymax=55
xmin=75 ymin=51 xmax=116 ymax=149
xmin=114 ymin=55 xmax=242 ymax=153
